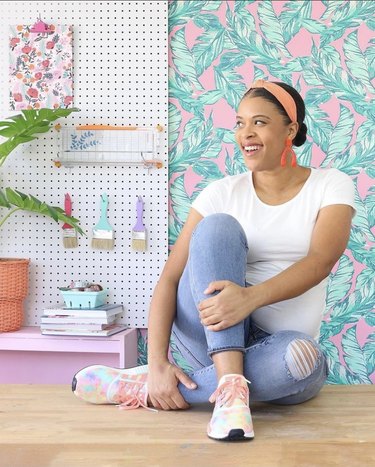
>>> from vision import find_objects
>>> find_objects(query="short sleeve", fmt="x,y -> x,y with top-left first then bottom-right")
321,169 -> 356,216
191,179 -> 226,217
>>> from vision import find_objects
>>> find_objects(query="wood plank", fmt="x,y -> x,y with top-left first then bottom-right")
0,385 -> 374,467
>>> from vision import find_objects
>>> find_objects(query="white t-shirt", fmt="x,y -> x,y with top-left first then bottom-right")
191,168 -> 356,340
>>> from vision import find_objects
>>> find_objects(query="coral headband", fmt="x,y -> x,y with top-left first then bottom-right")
250,79 -> 297,123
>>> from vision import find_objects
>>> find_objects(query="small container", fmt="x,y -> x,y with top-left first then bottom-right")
60,289 -> 107,309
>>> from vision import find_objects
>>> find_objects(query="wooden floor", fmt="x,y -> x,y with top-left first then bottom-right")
0,385 -> 374,467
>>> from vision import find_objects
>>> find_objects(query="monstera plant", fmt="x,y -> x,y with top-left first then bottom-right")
0,107 -> 83,233
0,107 -> 84,332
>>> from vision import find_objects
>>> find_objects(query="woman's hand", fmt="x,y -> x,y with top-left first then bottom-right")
147,360 -> 197,411
198,281 -> 262,331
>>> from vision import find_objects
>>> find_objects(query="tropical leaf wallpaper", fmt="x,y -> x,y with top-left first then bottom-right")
138,0 -> 375,385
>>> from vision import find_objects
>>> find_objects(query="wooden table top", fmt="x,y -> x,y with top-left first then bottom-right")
1,384 -> 374,467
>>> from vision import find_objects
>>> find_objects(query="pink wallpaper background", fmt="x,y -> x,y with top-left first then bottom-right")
139,1 -> 374,384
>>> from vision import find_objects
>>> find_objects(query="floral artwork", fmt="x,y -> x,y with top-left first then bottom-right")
9,24 -> 73,110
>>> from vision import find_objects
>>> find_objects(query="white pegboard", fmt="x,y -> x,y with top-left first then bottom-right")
0,1 -> 168,328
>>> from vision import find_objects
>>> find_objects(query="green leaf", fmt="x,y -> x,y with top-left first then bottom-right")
343,30 -> 372,88
363,334 -> 375,375
295,140 -> 313,167
214,66 -> 246,110
193,160 -> 224,179
170,27 -> 204,91
325,255 -> 354,310
0,107 -> 79,165
168,1 -> 210,34
226,2 -> 256,40
5,188 -> 25,208
342,326 -> 372,383
168,103 -> 182,150
258,1 -> 291,57
0,189 -> 11,208
192,21 -> 226,76
170,174 -> 192,226
323,105 -> 354,164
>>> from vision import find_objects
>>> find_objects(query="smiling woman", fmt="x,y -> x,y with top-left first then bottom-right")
72,80 -> 356,443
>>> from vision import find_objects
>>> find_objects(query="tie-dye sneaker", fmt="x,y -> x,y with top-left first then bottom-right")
207,374 -> 254,441
72,364 -> 151,410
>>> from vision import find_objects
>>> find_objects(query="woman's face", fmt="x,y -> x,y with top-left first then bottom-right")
234,96 -> 297,172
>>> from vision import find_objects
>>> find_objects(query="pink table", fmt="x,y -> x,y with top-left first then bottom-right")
0,326 -> 138,383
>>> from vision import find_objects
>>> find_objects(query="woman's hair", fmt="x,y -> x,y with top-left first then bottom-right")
242,82 -> 307,147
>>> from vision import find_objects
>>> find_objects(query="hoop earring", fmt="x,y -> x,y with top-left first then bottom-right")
281,138 -> 297,167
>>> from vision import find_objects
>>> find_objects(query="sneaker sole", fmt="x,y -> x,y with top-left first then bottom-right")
208,428 -> 255,442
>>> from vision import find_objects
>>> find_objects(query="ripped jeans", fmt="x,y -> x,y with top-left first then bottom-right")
171,214 -> 328,405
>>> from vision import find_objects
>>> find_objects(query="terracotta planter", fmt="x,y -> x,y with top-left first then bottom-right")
0,258 -> 30,332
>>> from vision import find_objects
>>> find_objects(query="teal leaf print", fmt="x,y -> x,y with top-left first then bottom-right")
201,1 -> 221,12
226,2 -> 256,40
193,160 -> 224,180
169,337 -> 195,373
304,103 -> 332,153
343,30 -> 372,89
218,51 -> 246,70
169,102 -> 182,150
364,313 -> 375,328
279,0 -> 313,42
225,148 -> 247,176
366,38 -> 375,80
365,186 -> 375,229
169,67 -> 204,116
168,1 -> 210,33
257,1 -> 291,58
216,128 -> 235,145
192,16 -> 226,75
137,330 -> 148,366
363,332 -> 375,376
325,255 -> 354,310
170,174 -> 191,226
214,66 -> 247,109
295,140 -> 313,167
170,28 -> 204,91
322,104 -> 354,165
304,88 -> 331,106
342,326 -> 372,383
354,267 -> 375,315
319,1 -> 374,47
351,188 -> 375,244
197,89 -> 223,106
253,66 -> 266,81
169,114 -> 220,173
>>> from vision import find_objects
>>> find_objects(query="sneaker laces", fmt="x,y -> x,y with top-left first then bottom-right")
109,376 -> 157,412
209,375 -> 250,408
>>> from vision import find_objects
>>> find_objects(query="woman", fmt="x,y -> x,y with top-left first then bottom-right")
72,80 -> 355,442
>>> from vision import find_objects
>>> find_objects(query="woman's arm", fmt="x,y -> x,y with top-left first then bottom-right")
147,208 -> 203,409
199,204 -> 354,331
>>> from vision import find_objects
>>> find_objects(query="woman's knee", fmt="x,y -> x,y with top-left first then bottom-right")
192,214 -> 247,247
282,332 -> 325,381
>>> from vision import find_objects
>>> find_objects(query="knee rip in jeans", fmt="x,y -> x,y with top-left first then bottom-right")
285,339 -> 320,381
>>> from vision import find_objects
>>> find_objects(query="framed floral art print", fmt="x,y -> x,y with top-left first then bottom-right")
9,23 -> 73,110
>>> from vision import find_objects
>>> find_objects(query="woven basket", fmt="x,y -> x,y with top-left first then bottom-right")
0,258 -> 30,332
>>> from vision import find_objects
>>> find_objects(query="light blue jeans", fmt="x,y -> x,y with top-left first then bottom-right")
171,214 -> 328,405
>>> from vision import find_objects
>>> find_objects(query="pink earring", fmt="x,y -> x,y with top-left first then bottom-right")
281,139 -> 297,167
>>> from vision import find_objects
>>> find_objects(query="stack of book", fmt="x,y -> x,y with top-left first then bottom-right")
40,304 -> 127,337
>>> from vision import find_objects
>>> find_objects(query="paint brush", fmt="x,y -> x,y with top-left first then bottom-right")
132,196 -> 147,251
62,193 -> 78,248
91,193 -> 115,250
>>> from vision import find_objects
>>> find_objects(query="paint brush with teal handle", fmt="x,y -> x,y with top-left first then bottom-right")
92,193 -> 115,249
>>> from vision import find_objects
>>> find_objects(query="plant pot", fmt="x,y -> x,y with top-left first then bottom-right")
0,258 -> 30,332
